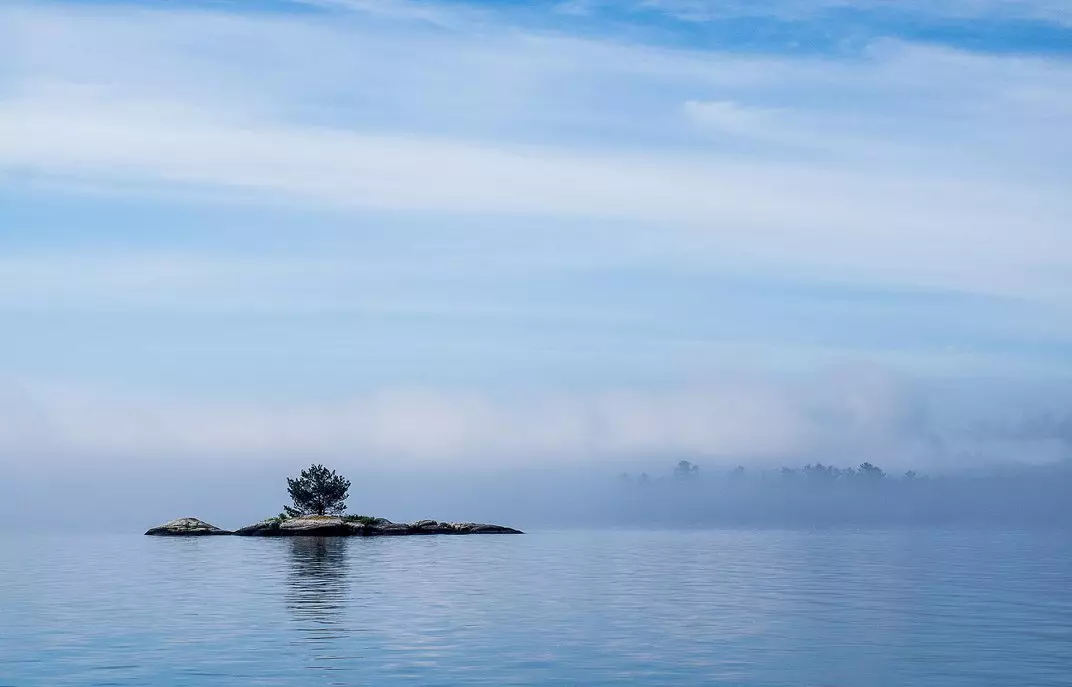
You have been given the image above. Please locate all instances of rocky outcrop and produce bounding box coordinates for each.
[232,516,522,536]
[149,515,522,536]
[144,517,231,536]
[405,520,523,535]
[233,515,366,537]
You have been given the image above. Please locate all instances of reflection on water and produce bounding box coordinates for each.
[1,530,1070,686]
[286,537,350,624]
[285,537,354,670]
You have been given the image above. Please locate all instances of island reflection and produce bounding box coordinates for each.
[285,537,351,633]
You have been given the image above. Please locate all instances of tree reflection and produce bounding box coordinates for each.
[285,537,351,631]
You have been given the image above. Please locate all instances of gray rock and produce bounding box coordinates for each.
[344,522,367,536]
[412,520,453,534]
[233,520,283,536]
[364,520,523,535]
[369,523,415,536]
[278,515,353,536]
[145,517,231,536]
[234,516,369,537]
[229,516,523,537]
[280,515,341,530]
[466,523,524,534]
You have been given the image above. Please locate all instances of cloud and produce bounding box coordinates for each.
[0,372,937,468]
[2,5,1069,305]
[683,99,782,136]
[1,92,1069,302]
[292,0,1072,30]
[292,0,488,29]
[2,366,1068,472]
[1,0,1071,470]
[635,0,1072,26]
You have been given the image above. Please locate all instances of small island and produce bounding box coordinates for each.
[145,464,522,537]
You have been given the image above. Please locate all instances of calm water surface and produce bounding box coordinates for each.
[1,529,1069,686]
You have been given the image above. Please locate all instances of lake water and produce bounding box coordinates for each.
[1,529,1069,686]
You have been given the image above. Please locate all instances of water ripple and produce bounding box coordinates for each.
[0,530,1069,686]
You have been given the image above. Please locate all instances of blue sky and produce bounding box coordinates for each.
[1,0,1071,472]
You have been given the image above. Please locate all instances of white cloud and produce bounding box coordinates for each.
[0,4,1070,306]
[0,371,935,468]
[293,0,488,28]
[0,83,1068,300]
[635,0,1072,26]
[682,100,786,138]
[296,0,1072,27]
[2,367,1067,471]
[1,1,1071,493]
[2,5,1063,300]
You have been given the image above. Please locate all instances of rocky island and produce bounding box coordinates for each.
[145,464,522,537]
[146,515,522,536]
[145,517,233,536]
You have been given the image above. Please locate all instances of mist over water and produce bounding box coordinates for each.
[3,0,1071,684]
[3,365,1071,533]
[4,371,1071,537]
[2,530,1069,686]
[3,452,1070,533]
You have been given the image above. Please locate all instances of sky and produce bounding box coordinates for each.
[1,0,1071,518]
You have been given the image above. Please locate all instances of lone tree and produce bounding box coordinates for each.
[284,464,351,517]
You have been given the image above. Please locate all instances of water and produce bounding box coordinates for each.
[1,529,1069,686]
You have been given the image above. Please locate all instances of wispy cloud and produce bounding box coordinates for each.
[1,0,1071,483]
[1,4,1070,299]
[2,367,1067,471]
[634,0,1072,27]
[292,0,488,28]
[0,371,960,469]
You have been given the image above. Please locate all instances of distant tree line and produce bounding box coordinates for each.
[620,461,922,487]
[609,459,1071,527]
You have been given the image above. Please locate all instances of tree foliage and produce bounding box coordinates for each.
[856,462,886,481]
[284,464,351,517]
[674,460,700,480]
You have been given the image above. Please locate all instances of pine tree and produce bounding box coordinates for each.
[284,464,351,517]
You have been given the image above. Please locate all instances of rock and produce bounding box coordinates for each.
[228,516,523,537]
[274,515,355,536]
[279,515,347,533]
[344,522,367,536]
[234,516,369,537]
[281,515,372,536]
[411,520,453,534]
[233,519,283,536]
[368,520,523,535]
[145,517,231,536]
[368,522,415,536]
[467,524,523,534]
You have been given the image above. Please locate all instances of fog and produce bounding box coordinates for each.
[1,368,1070,533]
[607,460,1072,528]
[4,452,1070,534]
